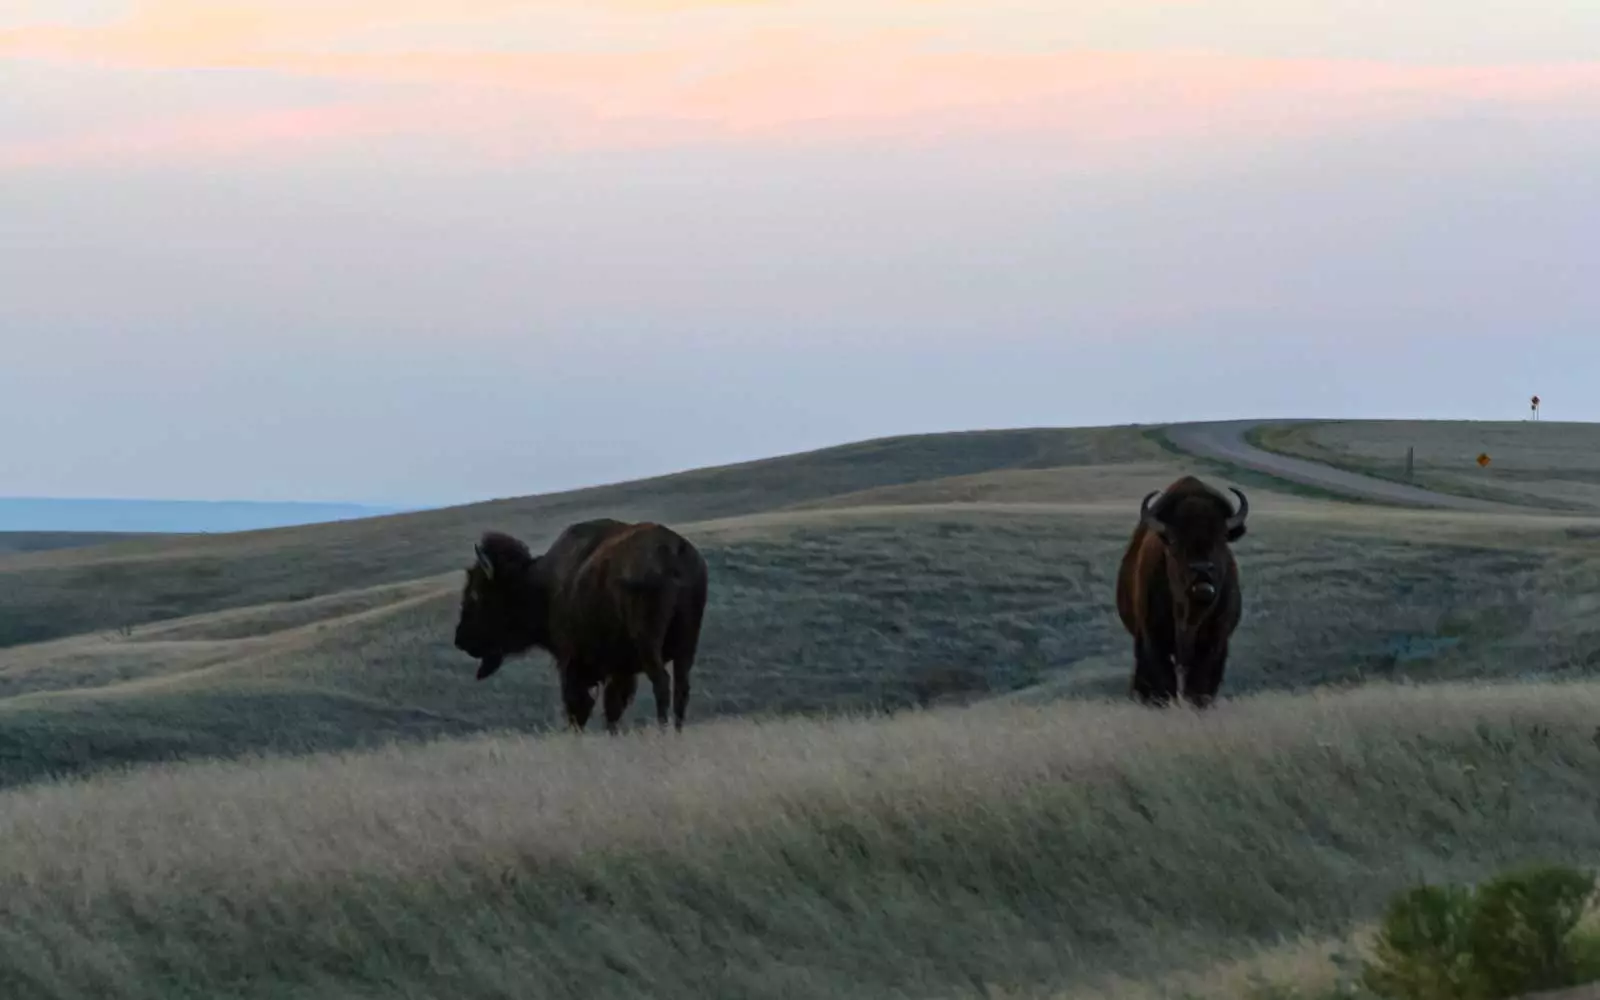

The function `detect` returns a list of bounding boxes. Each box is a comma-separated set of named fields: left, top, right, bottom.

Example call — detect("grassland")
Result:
left=4, top=681, right=1599, bottom=1000
left=0, top=531, right=144, bottom=555
left=1251, top=420, right=1600, bottom=512
left=4, top=419, right=1600, bottom=998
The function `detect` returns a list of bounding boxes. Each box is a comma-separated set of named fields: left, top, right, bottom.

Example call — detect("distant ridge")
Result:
left=0, top=531, right=139, bottom=555
left=0, top=497, right=412, bottom=534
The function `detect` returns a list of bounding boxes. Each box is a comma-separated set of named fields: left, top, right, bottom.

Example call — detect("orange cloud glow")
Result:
left=4, top=1, right=1599, bottom=171
left=0, top=102, right=433, bottom=171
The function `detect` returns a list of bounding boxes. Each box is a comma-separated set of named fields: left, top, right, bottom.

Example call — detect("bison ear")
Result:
left=475, top=542, right=496, bottom=580
left=1226, top=523, right=1247, bottom=543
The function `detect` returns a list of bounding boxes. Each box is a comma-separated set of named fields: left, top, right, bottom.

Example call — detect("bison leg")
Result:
left=641, top=655, right=672, bottom=729
left=671, top=655, right=693, bottom=732
left=560, top=667, right=597, bottom=732
left=1181, top=639, right=1229, bottom=709
left=665, top=589, right=704, bottom=733
left=602, top=672, right=639, bottom=735
left=1130, top=636, right=1179, bottom=707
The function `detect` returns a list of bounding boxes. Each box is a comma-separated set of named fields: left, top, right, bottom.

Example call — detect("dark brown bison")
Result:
left=452, top=518, right=709, bottom=733
left=1114, top=475, right=1249, bottom=708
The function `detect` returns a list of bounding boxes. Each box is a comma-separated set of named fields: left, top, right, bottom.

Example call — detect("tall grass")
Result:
left=6, top=503, right=1587, bottom=791
left=2, top=680, right=1598, bottom=999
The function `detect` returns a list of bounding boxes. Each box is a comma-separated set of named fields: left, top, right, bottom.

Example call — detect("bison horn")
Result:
left=1226, top=487, right=1249, bottom=529
left=475, top=542, right=495, bottom=580
left=1139, top=489, right=1170, bottom=540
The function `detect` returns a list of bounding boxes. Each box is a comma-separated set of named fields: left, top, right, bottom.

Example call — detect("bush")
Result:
left=1468, top=864, right=1597, bottom=996
left=1361, top=883, right=1479, bottom=1000
left=1361, top=863, right=1600, bottom=1000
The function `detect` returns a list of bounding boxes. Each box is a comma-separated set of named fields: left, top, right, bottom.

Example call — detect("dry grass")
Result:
left=1253, top=420, right=1600, bottom=512
left=7, top=495, right=1599, bottom=789
left=1029, top=931, right=1374, bottom=999
left=2, top=680, right=1598, bottom=999
left=0, top=532, right=143, bottom=555
left=6, top=420, right=1600, bottom=997
left=6, top=423, right=1600, bottom=789
left=0, top=425, right=1166, bottom=649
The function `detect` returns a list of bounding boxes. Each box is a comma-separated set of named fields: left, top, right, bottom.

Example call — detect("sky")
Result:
left=3, top=1, right=1598, bottom=507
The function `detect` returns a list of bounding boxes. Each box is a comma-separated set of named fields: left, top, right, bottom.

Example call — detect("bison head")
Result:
left=453, top=531, right=547, bottom=680
left=1139, top=482, right=1248, bottom=665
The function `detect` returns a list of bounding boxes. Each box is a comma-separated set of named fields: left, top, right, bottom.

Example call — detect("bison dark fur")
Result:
left=453, top=519, right=709, bottom=733
left=1114, top=475, right=1249, bottom=709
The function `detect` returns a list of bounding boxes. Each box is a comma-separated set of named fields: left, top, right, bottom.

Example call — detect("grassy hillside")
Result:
left=2, top=495, right=1589, bottom=789
left=7, top=419, right=1600, bottom=998
left=2, top=680, right=1597, bottom=1000
left=0, top=425, right=1166, bottom=650
left=6, top=422, right=1600, bottom=791
left=1251, top=420, right=1600, bottom=512
left=0, top=497, right=402, bottom=533
left=0, top=531, right=145, bottom=555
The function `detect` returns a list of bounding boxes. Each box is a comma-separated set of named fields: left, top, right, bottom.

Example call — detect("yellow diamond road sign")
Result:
left=1477, top=453, right=1491, bottom=468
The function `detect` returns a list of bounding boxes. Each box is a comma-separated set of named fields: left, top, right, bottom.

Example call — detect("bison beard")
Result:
left=1114, top=477, right=1248, bottom=709
left=453, top=520, right=709, bottom=734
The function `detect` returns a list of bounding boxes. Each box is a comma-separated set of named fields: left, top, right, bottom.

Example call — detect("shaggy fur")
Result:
left=1114, top=476, right=1249, bottom=708
left=453, top=519, right=710, bottom=733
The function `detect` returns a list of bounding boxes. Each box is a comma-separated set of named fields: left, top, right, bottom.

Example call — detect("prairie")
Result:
left=1251, top=419, right=1600, bottom=512
left=1, top=681, right=1597, bottom=999
left=2, top=419, right=1600, bottom=998
left=0, top=532, right=142, bottom=555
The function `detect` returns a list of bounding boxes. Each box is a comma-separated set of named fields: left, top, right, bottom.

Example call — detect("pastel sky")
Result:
left=4, top=1, right=1598, bottom=505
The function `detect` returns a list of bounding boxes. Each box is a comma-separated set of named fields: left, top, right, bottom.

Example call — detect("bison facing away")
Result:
left=452, top=519, right=709, bottom=733
left=1114, top=476, right=1249, bottom=708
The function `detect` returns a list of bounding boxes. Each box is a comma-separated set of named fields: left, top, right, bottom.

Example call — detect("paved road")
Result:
left=1163, top=419, right=1523, bottom=513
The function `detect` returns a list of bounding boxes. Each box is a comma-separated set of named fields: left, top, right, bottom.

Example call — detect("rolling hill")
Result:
left=2, top=420, right=1599, bottom=790
left=0, top=496, right=406, bottom=533
left=0, top=531, right=146, bottom=555
left=3, top=676, right=1598, bottom=1000
left=1250, top=419, right=1600, bottom=512
left=4, top=418, right=1600, bottom=998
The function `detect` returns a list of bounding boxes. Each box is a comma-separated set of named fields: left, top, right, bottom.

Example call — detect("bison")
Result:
left=452, top=518, right=709, bottom=733
left=1114, top=475, right=1249, bottom=708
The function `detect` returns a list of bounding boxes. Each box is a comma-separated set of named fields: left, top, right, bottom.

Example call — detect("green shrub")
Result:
left=1361, top=863, right=1599, bottom=1000
left=1467, top=864, right=1597, bottom=996
left=1567, top=921, right=1600, bottom=984
left=1361, top=884, right=1480, bottom=1000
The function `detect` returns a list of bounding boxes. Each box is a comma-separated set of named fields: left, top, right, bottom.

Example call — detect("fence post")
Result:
left=1405, top=446, right=1414, bottom=481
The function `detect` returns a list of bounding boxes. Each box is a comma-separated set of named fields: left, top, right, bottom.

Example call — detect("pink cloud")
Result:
left=0, top=102, right=430, bottom=170
left=4, top=18, right=1598, bottom=172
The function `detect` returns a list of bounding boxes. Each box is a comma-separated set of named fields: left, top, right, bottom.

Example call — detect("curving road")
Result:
left=1163, top=419, right=1523, bottom=513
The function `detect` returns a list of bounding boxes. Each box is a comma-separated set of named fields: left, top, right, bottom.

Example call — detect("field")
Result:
left=1251, top=419, right=1600, bottom=512
left=5, top=681, right=1599, bottom=1000
left=0, top=531, right=144, bottom=556
left=3, top=419, right=1600, bottom=998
